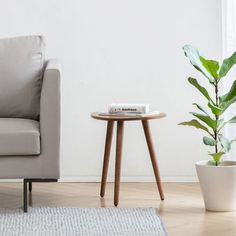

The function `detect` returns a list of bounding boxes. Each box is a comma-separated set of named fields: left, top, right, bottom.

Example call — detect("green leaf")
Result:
left=230, top=139, right=236, bottom=144
left=218, top=134, right=231, bottom=153
left=183, top=45, right=215, bottom=82
left=219, top=52, right=236, bottom=78
left=193, top=103, right=211, bottom=116
left=203, top=136, right=216, bottom=146
left=219, top=116, right=236, bottom=131
left=190, top=112, right=217, bottom=130
left=200, top=56, right=219, bottom=79
left=178, top=119, right=212, bottom=135
left=218, top=120, right=227, bottom=132
left=208, top=101, right=223, bottom=116
left=217, top=119, right=224, bottom=128
left=219, top=81, right=236, bottom=112
left=219, top=98, right=236, bottom=113
left=209, top=152, right=225, bottom=163
left=220, top=80, right=236, bottom=103
left=227, top=115, right=236, bottom=124
left=188, top=77, right=213, bottom=102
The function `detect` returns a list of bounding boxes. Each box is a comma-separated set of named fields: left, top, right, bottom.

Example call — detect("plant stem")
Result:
left=214, top=81, right=219, bottom=161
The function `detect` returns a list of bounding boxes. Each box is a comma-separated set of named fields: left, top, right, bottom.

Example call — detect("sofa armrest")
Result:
left=40, top=59, right=61, bottom=178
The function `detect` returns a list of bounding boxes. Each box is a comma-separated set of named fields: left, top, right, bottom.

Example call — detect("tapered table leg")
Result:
left=114, top=121, right=124, bottom=206
left=100, top=121, right=114, bottom=197
left=142, top=120, right=164, bottom=200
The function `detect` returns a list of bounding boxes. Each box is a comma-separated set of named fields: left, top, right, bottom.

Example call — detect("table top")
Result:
left=91, top=112, right=166, bottom=121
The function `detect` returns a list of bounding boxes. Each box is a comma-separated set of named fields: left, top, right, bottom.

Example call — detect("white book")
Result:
left=108, top=104, right=149, bottom=114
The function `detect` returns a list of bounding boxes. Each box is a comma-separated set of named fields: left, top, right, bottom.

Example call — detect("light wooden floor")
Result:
left=0, top=182, right=235, bottom=236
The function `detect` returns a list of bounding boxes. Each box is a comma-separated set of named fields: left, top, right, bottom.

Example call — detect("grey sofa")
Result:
left=0, top=35, right=61, bottom=212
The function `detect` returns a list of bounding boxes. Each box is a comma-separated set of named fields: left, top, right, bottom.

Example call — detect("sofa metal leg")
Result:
left=23, top=179, right=28, bottom=213
left=29, top=182, right=32, bottom=193
left=23, top=179, right=58, bottom=213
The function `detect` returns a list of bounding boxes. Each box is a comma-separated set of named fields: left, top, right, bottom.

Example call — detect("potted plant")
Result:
left=180, top=45, right=236, bottom=211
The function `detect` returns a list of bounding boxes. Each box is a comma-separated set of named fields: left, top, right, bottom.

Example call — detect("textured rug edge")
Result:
left=0, top=207, right=168, bottom=236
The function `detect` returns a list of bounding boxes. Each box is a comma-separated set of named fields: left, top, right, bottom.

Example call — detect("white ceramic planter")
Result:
left=196, top=160, right=236, bottom=211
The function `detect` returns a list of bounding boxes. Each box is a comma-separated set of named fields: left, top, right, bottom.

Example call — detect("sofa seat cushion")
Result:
left=0, top=118, right=40, bottom=156
left=0, top=35, right=45, bottom=120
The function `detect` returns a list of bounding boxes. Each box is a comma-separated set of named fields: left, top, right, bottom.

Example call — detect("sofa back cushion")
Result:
left=0, top=35, right=45, bottom=120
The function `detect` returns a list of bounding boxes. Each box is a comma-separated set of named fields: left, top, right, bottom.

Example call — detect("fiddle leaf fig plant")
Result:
left=179, top=45, right=236, bottom=165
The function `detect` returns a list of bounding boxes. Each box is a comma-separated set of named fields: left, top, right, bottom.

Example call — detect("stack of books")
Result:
left=108, top=104, right=149, bottom=115
left=99, top=104, right=160, bottom=117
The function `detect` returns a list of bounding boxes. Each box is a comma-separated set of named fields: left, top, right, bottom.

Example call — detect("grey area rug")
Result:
left=0, top=207, right=167, bottom=236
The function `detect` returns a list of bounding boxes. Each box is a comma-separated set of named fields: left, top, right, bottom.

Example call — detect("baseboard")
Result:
left=59, top=176, right=198, bottom=183
left=0, top=176, right=198, bottom=183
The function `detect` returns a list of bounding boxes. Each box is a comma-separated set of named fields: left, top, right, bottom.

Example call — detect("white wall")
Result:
left=0, top=0, right=221, bottom=181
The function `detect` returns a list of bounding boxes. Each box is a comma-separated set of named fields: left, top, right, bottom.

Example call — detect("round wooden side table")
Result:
left=91, top=112, right=166, bottom=206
